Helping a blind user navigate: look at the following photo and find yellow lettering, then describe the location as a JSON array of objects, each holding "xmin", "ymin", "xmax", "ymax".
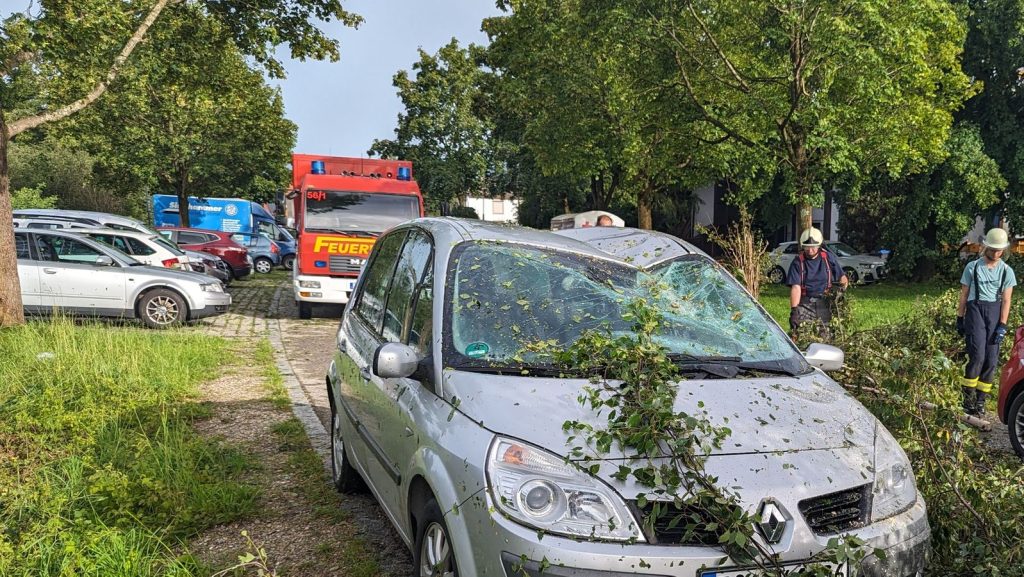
[{"xmin": 311, "ymin": 236, "xmax": 375, "ymax": 256}]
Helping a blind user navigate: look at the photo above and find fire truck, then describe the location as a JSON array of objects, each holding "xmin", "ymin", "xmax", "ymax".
[{"xmin": 289, "ymin": 154, "xmax": 424, "ymax": 319}]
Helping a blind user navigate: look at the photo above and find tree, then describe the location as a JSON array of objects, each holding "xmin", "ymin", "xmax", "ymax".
[
  {"xmin": 0, "ymin": 0, "xmax": 360, "ymax": 326},
  {"xmin": 370, "ymin": 39, "xmax": 492, "ymax": 212},
  {"xmin": 623, "ymin": 0, "xmax": 974, "ymax": 232}
]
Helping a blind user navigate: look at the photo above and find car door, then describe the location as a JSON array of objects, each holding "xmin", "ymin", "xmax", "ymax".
[
  {"xmin": 14, "ymin": 232, "xmax": 49, "ymax": 313},
  {"xmin": 373, "ymin": 229, "xmax": 435, "ymax": 523},
  {"xmin": 337, "ymin": 229, "xmax": 408, "ymax": 514},
  {"xmin": 34, "ymin": 234, "xmax": 128, "ymax": 315}
]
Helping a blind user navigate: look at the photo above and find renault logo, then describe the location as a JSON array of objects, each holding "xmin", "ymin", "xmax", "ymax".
[{"xmin": 756, "ymin": 501, "xmax": 788, "ymax": 544}]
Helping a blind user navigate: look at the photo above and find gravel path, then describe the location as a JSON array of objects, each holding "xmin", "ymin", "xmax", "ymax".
[{"xmin": 192, "ymin": 275, "xmax": 413, "ymax": 576}]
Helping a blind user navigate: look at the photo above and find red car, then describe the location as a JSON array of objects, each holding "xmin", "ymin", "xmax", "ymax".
[
  {"xmin": 158, "ymin": 227, "xmax": 252, "ymax": 279},
  {"xmin": 998, "ymin": 326, "xmax": 1024, "ymax": 459}
]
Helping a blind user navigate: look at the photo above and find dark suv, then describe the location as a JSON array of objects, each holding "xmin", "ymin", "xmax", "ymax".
[{"xmin": 158, "ymin": 227, "xmax": 251, "ymax": 279}]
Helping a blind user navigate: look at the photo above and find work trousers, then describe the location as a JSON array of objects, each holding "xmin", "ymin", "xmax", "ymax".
[
  {"xmin": 793, "ymin": 295, "xmax": 832, "ymax": 342},
  {"xmin": 963, "ymin": 299, "xmax": 1001, "ymax": 393}
]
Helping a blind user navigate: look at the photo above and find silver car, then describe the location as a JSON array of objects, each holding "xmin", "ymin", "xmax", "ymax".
[
  {"xmin": 327, "ymin": 219, "xmax": 929, "ymax": 577},
  {"xmin": 15, "ymin": 229, "xmax": 230, "ymax": 328},
  {"xmin": 769, "ymin": 241, "xmax": 888, "ymax": 285}
]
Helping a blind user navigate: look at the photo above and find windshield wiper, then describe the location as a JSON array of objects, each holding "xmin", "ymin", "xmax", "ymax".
[
  {"xmin": 667, "ymin": 354, "xmax": 802, "ymax": 378},
  {"xmin": 668, "ymin": 353, "xmax": 743, "ymax": 364},
  {"xmin": 450, "ymin": 364, "xmax": 586, "ymax": 378}
]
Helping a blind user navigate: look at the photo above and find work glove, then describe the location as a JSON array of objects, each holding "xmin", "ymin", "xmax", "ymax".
[
  {"xmin": 789, "ymin": 307, "xmax": 800, "ymax": 330},
  {"xmin": 956, "ymin": 316, "xmax": 965, "ymax": 337},
  {"xmin": 994, "ymin": 322, "xmax": 1008, "ymax": 346}
]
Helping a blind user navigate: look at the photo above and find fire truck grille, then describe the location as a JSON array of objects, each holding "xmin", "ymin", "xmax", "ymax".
[{"xmin": 329, "ymin": 256, "xmax": 364, "ymax": 275}]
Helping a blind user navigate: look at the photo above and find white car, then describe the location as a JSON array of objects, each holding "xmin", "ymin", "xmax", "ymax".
[
  {"xmin": 15, "ymin": 229, "xmax": 231, "ymax": 328},
  {"xmin": 768, "ymin": 241, "xmax": 888, "ymax": 285},
  {"xmin": 71, "ymin": 228, "xmax": 190, "ymax": 270}
]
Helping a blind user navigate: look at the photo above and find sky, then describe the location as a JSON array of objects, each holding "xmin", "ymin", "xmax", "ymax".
[{"xmin": 0, "ymin": 0, "xmax": 503, "ymax": 157}]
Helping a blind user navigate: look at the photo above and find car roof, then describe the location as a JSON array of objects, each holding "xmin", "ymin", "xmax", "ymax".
[
  {"xmin": 407, "ymin": 217, "xmax": 632, "ymax": 265},
  {"xmin": 554, "ymin": 226, "xmax": 708, "ymax": 268},
  {"xmin": 14, "ymin": 209, "xmax": 147, "ymax": 226}
]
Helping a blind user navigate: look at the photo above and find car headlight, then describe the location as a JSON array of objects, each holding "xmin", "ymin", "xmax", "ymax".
[
  {"xmin": 486, "ymin": 437, "xmax": 642, "ymax": 542},
  {"xmin": 871, "ymin": 423, "xmax": 917, "ymax": 522},
  {"xmin": 201, "ymin": 283, "xmax": 224, "ymax": 293},
  {"xmin": 299, "ymin": 280, "xmax": 321, "ymax": 289}
]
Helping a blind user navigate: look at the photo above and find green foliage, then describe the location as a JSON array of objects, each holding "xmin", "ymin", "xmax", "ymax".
[
  {"xmin": 0, "ymin": 319, "xmax": 257, "ymax": 575},
  {"xmin": 8, "ymin": 139, "xmax": 130, "ymax": 215},
  {"xmin": 10, "ymin": 185, "xmax": 56, "ymax": 210},
  {"xmin": 834, "ymin": 291, "xmax": 1024, "ymax": 575},
  {"xmin": 370, "ymin": 39, "xmax": 493, "ymax": 209}
]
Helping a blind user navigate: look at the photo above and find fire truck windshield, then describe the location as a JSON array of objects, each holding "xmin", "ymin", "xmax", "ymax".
[{"xmin": 304, "ymin": 190, "xmax": 420, "ymax": 233}]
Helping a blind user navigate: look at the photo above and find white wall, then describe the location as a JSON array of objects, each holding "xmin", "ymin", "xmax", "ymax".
[
  {"xmin": 694, "ymin": 182, "xmax": 715, "ymax": 227},
  {"xmin": 464, "ymin": 197, "xmax": 520, "ymax": 222}
]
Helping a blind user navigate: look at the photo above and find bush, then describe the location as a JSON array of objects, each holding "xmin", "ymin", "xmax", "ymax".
[{"xmin": 11, "ymin": 186, "xmax": 57, "ymax": 210}]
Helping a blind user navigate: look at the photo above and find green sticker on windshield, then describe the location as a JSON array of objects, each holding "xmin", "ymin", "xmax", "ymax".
[{"xmin": 465, "ymin": 342, "xmax": 490, "ymax": 359}]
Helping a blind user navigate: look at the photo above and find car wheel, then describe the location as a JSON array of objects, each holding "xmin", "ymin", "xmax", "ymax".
[
  {"xmin": 330, "ymin": 405, "xmax": 367, "ymax": 493},
  {"xmin": 254, "ymin": 257, "xmax": 273, "ymax": 274},
  {"xmin": 282, "ymin": 254, "xmax": 295, "ymax": 270},
  {"xmin": 1008, "ymin": 393, "xmax": 1024, "ymax": 460},
  {"xmin": 298, "ymin": 301, "xmax": 313, "ymax": 320},
  {"xmin": 843, "ymin": 267, "xmax": 859, "ymax": 284},
  {"xmin": 767, "ymin": 266, "xmax": 785, "ymax": 284},
  {"xmin": 138, "ymin": 288, "xmax": 188, "ymax": 329},
  {"xmin": 413, "ymin": 498, "xmax": 458, "ymax": 577}
]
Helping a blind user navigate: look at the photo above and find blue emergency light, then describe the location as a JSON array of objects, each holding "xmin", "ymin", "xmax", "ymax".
[
  {"xmin": 397, "ymin": 166, "xmax": 411, "ymax": 181},
  {"xmin": 314, "ymin": 260, "xmax": 327, "ymax": 268},
  {"xmin": 311, "ymin": 160, "xmax": 326, "ymax": 175}
]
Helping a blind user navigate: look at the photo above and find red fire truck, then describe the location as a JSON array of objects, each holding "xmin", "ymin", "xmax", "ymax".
[{"xmin": 289, "ymin": 154, "xmax": 424, "ymax": 319}]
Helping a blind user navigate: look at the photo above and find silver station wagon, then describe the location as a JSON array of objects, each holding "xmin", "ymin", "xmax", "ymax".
[{"xmin": 326, "ymin": 218, "xmax": 929, "ymax": 577}]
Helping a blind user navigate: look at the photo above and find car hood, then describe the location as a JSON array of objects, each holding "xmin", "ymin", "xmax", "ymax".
[{"xmin": 444, "ymin": 370, "xmax": 875, "ymax": 457}]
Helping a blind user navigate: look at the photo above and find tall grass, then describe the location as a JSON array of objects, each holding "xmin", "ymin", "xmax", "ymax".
[
  {"xmin": 0, "ymin": 319, "xmax": 258, "ymax": 576},
  {"xmin": 759, "ymin": 282, "xmax": 948, "ymax": 331}
]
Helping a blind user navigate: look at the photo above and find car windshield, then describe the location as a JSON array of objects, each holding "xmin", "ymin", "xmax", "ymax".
[
  {"xmin": 447, "ymin": 242, "xmax": 803, "ymax": 373},
  {"xmin": 827, "ymin": 242, "xmax": 859, "ymax": 257},
  {"xmin": 153, "ymin": 236, "xmax": 186, "ymax": 256},
  {"xmin": 304, "ymin": 190, "xmax": 420, "ymax": 234}
]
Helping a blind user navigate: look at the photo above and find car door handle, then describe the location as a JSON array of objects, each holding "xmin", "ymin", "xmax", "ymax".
[
  {"xmin": 43, "ymin": 268, "xmax": 57, "ymax": 274},
  {"xmin": 359, "ymin": 366, "xmax": 372, "ymax": 380}
]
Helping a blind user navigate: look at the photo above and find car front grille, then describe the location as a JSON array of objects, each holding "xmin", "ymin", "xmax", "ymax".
[
  {"xmin": 633, "ymin": 500, "xmax": 723, "ymax": 546},
  {"xmin": 798, "ymin": 484, "xmax": 871, "ymax": 535},
  {"xmin": 329, "ymin": 255, "xmax": 364, "ymax": 275}
]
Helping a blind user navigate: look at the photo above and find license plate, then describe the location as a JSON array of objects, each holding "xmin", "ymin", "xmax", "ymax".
[{"xmin": 702, "ymin": 563, "xmax": 845, "ymax": 577}]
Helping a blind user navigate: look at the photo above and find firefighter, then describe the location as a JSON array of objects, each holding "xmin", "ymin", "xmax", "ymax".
[
  {"xmin": 956, "ymin": 227, "xmax": 1016, "ymax": 416},
  {"xmin": 786, "ymin": 227, "xmax": 849, "ymax": 341}
]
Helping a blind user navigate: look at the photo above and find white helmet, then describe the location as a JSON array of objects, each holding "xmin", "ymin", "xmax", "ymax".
[
  {"xmin": 799, "ymin": 227, "xmax": 823, "ymax": 247},
  {"xmin": 983, "ymin": 227, "xmax": 1010, "ymax": 250}
]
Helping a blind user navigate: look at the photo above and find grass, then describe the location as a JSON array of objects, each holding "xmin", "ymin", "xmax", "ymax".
[
  {"xmin": 0, "ymin": 319, "xmax": 258, "ymax": 576},
  {"xmin": 254, "ymin": 338, "xmax": 290, "ymax": 409},
  {"xmin": 758, "ymin": 281, "xmax": 951, "ymax": 332}
]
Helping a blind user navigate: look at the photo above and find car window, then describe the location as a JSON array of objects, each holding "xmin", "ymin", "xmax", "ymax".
[
  {"xmin": 34, "ymin": 235, "xmax": 105, "ymax": 264},
  {"xmin": 125, "ymin": 237, "xmax": 156, "ymax": 256},
  {"xmin": 27, "ymin": 222, "xmax": 60, "ymax": 229},
  {"xmin": 382, "ymin": 230, "xmax": 433, "ymax": 344},
  {"xmin": 14, "ymin": 233, "xmax": 30, "ymax": 259},
  {"xmin": 177, "ymin": 231, "xmax": 208, "ymax": 244},
  {"xmin": 783, "ymin": 244, "xmax": 799, "ymax": 254},
  {"xmin": 355, "ymin": 231, "xmax": 408, "ymax": 333},
  {"xmin": 827, "ymin": 242, "xmax": 857, "ymax": 257},
  {"xmin": 153, "ymin": 237, "xmax": 186, "ymax": 255},
  {"xmin": 87, "ymin": 233, "xmax": 132, "ymax": 253}
]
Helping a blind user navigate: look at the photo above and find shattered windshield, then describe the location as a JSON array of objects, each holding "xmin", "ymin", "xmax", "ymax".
[{"xmin": 446, "ymin": 242, "xmax": 802, "ymax": 372}]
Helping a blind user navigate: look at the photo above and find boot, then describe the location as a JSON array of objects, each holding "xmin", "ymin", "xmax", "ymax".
[
  {"xmin": 961, "ymin": 386, "xmax": 977, "ymax": 415},
  {"xmin": 975, "ymin": 390, "xmax": 988, "ymax": 418}
]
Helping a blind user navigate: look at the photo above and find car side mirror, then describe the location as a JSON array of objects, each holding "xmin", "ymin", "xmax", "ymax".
[
  {"xmin": 373, "ymin": 342, "xmax": 419, "ymax": 379},
  {"xmin": 94, "ymin": 255, "xmax": 115, "ymax": 267},
  {"xmin": 804, "ymin": 343, "xmax": 844, "ymax": 371}
]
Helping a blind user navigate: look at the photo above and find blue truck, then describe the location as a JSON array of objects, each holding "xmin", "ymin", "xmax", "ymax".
[{"xmin": 152, "ymin": 195, "xmax": 297, "ymax": 270}]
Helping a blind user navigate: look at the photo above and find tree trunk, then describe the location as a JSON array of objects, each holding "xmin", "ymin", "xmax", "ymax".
[
  {"xmin": 799, "ymin": 200, "xmax": 813, "ymax": 235},
  {"xmin": 0, "ymin": 109, "xmax": 26, "ymax": 326},
  {"xmin": 177, "ymin": 190, "xmax": 191, "ymax": 228},
  {"xmin": 638, "ymin": 184, "xmax": 653, "ymax": 230}
]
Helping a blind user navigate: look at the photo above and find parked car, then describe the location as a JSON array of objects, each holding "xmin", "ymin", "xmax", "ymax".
[
  {"xmin": 158, "ymin": 226, "xmax": 252, "ymax": 279},
  {"xmin": 997, "ymin": 328, "xmax": 1024, "ymax": 460},
  {"xmin": 15, "ymin": 208, "xmax": 156, "ymax": 234},
  {"xmin": 768, "ymin": 241, "xmax": 887, "ymax": 285},
  {"xmin": 13, "ymin": 217, "xmax": 90, "ymax": 230},
  {"xmin": 70, "ymin": 227, "xmax": 231, "ymax": 286},
  {"xmin": 326, "ymin": 218, "xmax": 929, "ymax": 577},
  {"xmin": 14, "ymin": 229, "xmax": 230, "ymax": 328},
  {"xmin": 230, "ymin": 232, "xmax": 281, "ymax": 274}
]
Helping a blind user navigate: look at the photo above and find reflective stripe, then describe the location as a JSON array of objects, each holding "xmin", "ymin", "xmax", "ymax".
[
  {"xmin": 962, "ymin": 377, "xmax": 979, "ymax": 389},
  {"xmin": 977, "ymin": 381, "xmax": 994, "ymax": 393}
]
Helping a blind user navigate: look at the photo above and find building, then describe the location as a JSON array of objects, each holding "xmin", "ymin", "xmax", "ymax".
[{"xmin": 463, "ymin": 195, "xmax": 520, "ymax": 223}]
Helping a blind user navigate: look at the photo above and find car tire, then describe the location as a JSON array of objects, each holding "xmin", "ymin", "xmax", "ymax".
[
  {"xmin": 138, "ymin": 288, "xmax": 188, "ymax": 329},
  {"xmin": 413, "ymin": 498, "xmax": 459, "ymax": 577},
  {"xmin": 767, "ymin": 266, "xmax": 785, "ymax": 284},
  {"xmin": 1008, "ymin": 392, "xmax": 1024, "ymax": 460},
  {"xmin": 298, "ymin": 301, "xmax": 313, "ymax": 320},
  {"xmin": 330, "ymin": 404, "xmax": 367, "ymax": 493},
  {"xmin": 254, "ymin": 257, "xmax": 273, "ymax": 274},
  {"xmin": 843, "ymin": 267, "xmax": 859, "ymax": 284},
  {"xmin": 282, "ymin": 254, "xmax": 295, "ymax": 270}
]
